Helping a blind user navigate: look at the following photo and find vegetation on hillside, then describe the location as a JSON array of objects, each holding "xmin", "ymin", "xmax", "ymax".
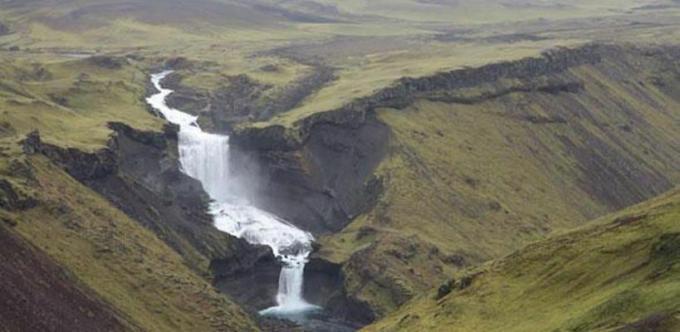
[
  {"xmin": 317, "ymin": 45, "xmax": 680, "ymax": 316},
  {"xmin": 1, "ymin": 1, "xmax": 680, "ymax": 330},
  {"xmin": 0, "ymin": 57, "xmax": 259, "ymax": 330},
  {"xmin": 364, "ymin": 187, "xmax": 680, "ymax": 331}
]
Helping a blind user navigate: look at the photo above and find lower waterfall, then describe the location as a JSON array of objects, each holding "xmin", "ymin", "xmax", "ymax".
[{"xmin": 146, "ymin": 70, "xmax": 318, "ymax": 315}]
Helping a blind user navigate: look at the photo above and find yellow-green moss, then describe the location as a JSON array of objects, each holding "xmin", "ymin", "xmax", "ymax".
[{"xmin": 364, "ymin": 188, "xmax": 680, "ymax": 332}]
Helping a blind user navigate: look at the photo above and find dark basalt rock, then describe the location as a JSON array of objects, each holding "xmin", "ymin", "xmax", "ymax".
[
  {"xmin": 21, "ymin": 130, "xmax": 116, "ymax": 181},
  {"xmin": 211, "ymin": 247, "xmax": 281, "ymax": 311},
  {"xmin": 25, "ymin": 124, "xmax": 275, "ymax": 279},
  {"xmin": 230, "ymin": 110, "xmax": 389, "ymax": 234},
  {"xmin": 87, "ymin": 56, "xmax": 128, "ymax": 70},
  {"xmin": 304, "ymin": 257, "xmax": 376, "ymax": 327},
  {"xmin": 164, "ymin": 57, "xmax": 192, "ymax": 70},
  {"xmin": 162, "ymin": 61, "xmax": 336, "ymax": 132},
  {"xmin": 228, "ymin": 43, "xmax": 680, "ymax": 236},
  {"xmin": 0, "ymin": 22, "xmax": 10, "ymax": 36},
  {"xmin": 0, "ymin": 179, "xmax": 37, "ymax": 211},
  {"xmin": 434, "ymin": 273, "xmax": 479, "ymax": 300}
]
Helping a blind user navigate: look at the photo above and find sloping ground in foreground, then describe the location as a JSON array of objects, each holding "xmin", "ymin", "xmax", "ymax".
[
  {"xmin": 0, "ymin": 222, "xmax": 133, "ymax": 331},
  {"xmin": 0, "ymin": 155, "xmax": 258, "ymax": 331},
  {"xmin": 364, "ymin": 187, "xmax": 680, "ymax": 332},
  {"xmin": 0, "ymin": 55, "xmax": 260, "ymax": 331}
]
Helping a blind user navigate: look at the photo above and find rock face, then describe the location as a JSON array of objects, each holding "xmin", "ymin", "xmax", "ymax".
[
  {"xmin": 231, "ymin": 110, "xmax": 389, "ymax": 234},
  {"xmin": 226, "ymin": 43, "xmax": 680, "ymax": 323},
  {"xmin": 23, "ymin": 124, "xmax": 279, "ymax": 297},
  {"xmin": 225, "ymin": 46, "xmax": 624, "ymax": 234},
  {"xmin": 163, "ymin": 62, "xmax": 335, "ymax": 132},
  {"xmin": 211, "ymin": 251, "xmax": 281, "ymax": 310},
  {"xmin": 0, "ymin": 224, "xmax": 133, "ymax": 331},
  {"xmin": 0, "ymin": 22, "xmax": 10, "ymax": 36},
  {"xmin": 303, "ymin": 257, "xmax": 376, "ymax": 326},
  {"xmin": 228, "ymin": 44, "xmax": 680, "ymax": 236},
  {"xmin": 0, "ymin": 178, "xmax": 37, "ymax": 211}
]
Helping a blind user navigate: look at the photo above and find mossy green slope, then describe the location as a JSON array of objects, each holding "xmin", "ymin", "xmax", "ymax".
[
  {"xmin": 364, "ymin": 187, "xmax": 680, "ymax": 332},
  {"xmin": 0, "ymin": 57, "xmax": 259, "ymax": 331},
  {"xmin": 319, "ymin": 45, "xmax": 680, "ymax": 316},
  {"xmin": 2, "ymin": 156, "xmax": 257, "ymax": 331},
  {"xmin": 0, "ymin": 55, "xmax": 161, "ymax": 151}
]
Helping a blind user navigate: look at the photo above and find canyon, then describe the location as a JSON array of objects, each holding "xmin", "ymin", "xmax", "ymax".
[{"xmin": 1, "ymin": 1, "xmax": 680, "ymax": 331}]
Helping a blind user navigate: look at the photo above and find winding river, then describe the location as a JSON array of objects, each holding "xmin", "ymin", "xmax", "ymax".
[{"xmin": 146, "ymin": 71, "xmax": 318, "ymax": 316}]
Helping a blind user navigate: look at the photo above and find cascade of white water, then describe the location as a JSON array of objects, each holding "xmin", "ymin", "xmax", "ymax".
[{"xmin": 146, "ymin": 70, "xmax": 318, "ymax": 315}]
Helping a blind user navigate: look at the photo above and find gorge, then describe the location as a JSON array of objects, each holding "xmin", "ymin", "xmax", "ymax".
[
  {"xmin": 1, "ymin": 1, "xmax": 680, "ymax": 330},
  {"xmin": 146, "ymin": 72, "xmax": 318, "ymax": 320}
]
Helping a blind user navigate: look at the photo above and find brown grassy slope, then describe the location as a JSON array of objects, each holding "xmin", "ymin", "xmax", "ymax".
[
  {"xmin": 0, "ymin": 222, "xmax": 135, "ymax": 332},
  {"xmin": 364, "ymin": 187, "xmax": 680, "ymax": 332},
  {"xmin": 318, "ymin": 44, "xmax": 680, "ymax": 316}
]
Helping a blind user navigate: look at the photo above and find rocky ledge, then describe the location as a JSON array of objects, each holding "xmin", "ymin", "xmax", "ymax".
[{"xmin": 21, "ymin": 125, "xmax": 281, "ymax": 311}]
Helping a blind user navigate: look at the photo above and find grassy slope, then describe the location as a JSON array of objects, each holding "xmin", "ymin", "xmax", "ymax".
[
  {"xmin": 249, "ymin": 1, "xmax": 680, "ymax": 127},
  {"xmin": 1, "ymin": 0, "xmax": 680, "ymax": 327},
  {"xmin": 0, "ymin": 58, "xmax": 259, "ymax": 330},
  {"xmin": 0, "ymin": 55, "xmax": 161, "ymax": 151},
  {"xmin": 364, "ymin": 187, "xmax": 680, "ymax": 332},
  {"xmin": 318, "ymin": 47, "xmax": 680, "ymax": 315},
  {"xmin": 3, "ymin": 156, "xmax": 257, "ymax": 331},
  {"xmin": 5, "ymin": 1, "xmax": 680, "ymax": 130}
]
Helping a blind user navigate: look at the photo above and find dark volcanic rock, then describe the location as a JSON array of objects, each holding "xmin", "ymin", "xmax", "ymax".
[
  {"xmin": 22, "ymin": 130, "xmax": 116, "ymax": 181},
  {"xmin": 87, "ymin": 56, "xmax": 128, "ymax": 70},
  {"xmin": 304, "ymin": 257, "xmax": 375, "ymax": 327},
  {"xmin": 230, "ymin": 110, "xmax": 389, "ymax": 234},
  {"xmin": 211, "ymin": 247, "xmax": 281, "ymax": 310},
  {"xmin": 27, "ymin": 124, "xmax": 274, "ymax": 278},
  {"xmin": 228, "ymin": 43, "xmax": 680, "ymax": 235},
  {"xmin": 0, "ymin": 22, "xmax": 10, "ymax": 36},
  {"xmin": 163, "ymin": 62, "xmax": 336, "ymax": 132},
  {"xmin": 0, "ymin": 224, "xmax": 133, "ymax": 331},
  {"xmin": 0, "ymin": 179, "xmax": 37, "ymax": 211}
]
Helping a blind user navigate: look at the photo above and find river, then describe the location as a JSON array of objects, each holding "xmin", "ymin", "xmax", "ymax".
[{"xmin": 146, "ymin": 70, "xmax": 318, "ymax": 317}]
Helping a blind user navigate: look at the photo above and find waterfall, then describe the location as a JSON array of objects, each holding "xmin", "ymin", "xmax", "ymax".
[{"xmin": 146, "ymin": 71, "xmax": 318, "ymax": 315}]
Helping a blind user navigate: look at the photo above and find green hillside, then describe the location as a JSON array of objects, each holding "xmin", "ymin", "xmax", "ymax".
[
  {"xmin": 311, "ymin": 44, "xmax": 680, "ymax": 317},
  {"xmin": 0, "ymin": 57, "xmax": 259, "ymax": 331},
  {"xmin": 0, "ymin": 1, "xmax": 679, "ymax": 331},
  {"xmin": 364, "ymin": 187, "xmax": 680, "ymax": 331}
]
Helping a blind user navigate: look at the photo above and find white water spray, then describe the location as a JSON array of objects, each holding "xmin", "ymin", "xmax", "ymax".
[{"xmin": 146, "ymin": 71, "xmax": 318, "ymax": 315}]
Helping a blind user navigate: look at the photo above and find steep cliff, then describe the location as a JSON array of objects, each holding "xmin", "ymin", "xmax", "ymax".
[
  {"xmin": 229, "ymin": 43, "xmax": 680, "ymax": 319},
  {"xmin": 0, "ymin": 56, "xmax": 263, "ymax": 331}
]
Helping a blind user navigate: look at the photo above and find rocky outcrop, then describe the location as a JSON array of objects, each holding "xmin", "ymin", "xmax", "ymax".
[
  {"xmin": 303, "ymin": 257, "xmax": 376, "ymax": 326},
  {"xmin": 22, "ymin": 130, "xmax": 117, "ymax": 181},
  {"xmin": 22, "ymin": 125, "xmax": 276, "ymax": 279},
  {"xmin": 163, "ymin": 62, "xmax": 335, "ymax": 132},
  {"xmin": 225, "ymin": 46, "xmax": 616, "ymax": 234},
  {"xmin": 0, "ymin": 179, "xmax": 37, "ymax": 211},
  {"xmin": 211, "ymin": 249, "xmax": 281, "ymax": 310},
  {"xmin": 0, "ymin": 22, "xmax": 10, "ymax": 36},
  {"xmin": 230, "ymin": 110, "xmax": 389, "ymax": 234},
  {"xmin": 228, "ymin": 43, "xmax": 680, "ymax": 235}
]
